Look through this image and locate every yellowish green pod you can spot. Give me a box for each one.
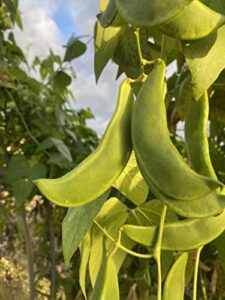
[185,92,217,179]
[157,0,225,40]
[115,0,192,28]
[163,253,188,300]
[34,79,133,207]
[122,208,225,251]
[132,59,221,202]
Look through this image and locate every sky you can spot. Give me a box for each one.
[15,0,121,135]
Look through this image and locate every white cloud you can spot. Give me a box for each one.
[15,0,63,60]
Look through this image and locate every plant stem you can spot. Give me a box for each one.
[160,34,166,62]
[47,202,56,300]
[200,270,208,300]
[134,28,145,74]
[20,205,35,300]
[93,220,152,259]
[193,247,203,300]
[153,205,167,300]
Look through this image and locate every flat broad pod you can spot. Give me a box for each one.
[132,59,222,202]
[34,79,134,207]
[157,0,225,40]
[115,0,192,28]
[122,207,225,251]
[147,180,225,218]
[185,92,217,179]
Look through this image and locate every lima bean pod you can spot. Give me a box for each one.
[132,59,221,202]
[163,253,188,300]
[115,0,191,28]
[122,207,225,251]
[185,92,217,179]
[34,79,133,207]
[148,179,225,218]
[157,0,225,40]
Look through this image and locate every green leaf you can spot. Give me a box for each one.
[184,25,225,99]
[53,71,72,91]
[90,241,106,300]
[128,199,177,226]
[98,0,118,28]
[113,27,153,79]
[62,190,110,266]
[13,178,34,206]
[79,232,91,300]
[50,137,73,162]
[89,197,128,286]
[91,248,119,300]
[28,163,47,181]
[4,155,29,184]
[64,36,87,62]
[113,151,148,205]
[163,253,188,300]
[94,20,125,82]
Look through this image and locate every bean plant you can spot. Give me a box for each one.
[33,0,225,299]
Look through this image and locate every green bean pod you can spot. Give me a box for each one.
[122,208,225,251]
[132,59,221,202]
[115,0,192,28]
[163,253,188,300]
[147,178,225,218]
[34,79,133,207]
[157,0,225,40]
[185,92,217,179]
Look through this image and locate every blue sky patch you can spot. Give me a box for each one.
[53,9,77,42]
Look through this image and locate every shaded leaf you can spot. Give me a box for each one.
[4,155,29,184]
[113,151,148,205]
[13,178,34,206]
[28,163,47,181]
[50,137,73,162]
[64,36,87,62]
[62,190,110,266]
[53,71,72,91]
[184,25,225,99]
[94,19,125,82]
[79,232,91,300]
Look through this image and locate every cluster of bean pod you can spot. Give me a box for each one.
[34,1,225,298]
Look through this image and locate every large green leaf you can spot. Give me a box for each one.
[163,253,188,300]
[184,25,225,99]
[4,155,29,184]
[113,151,148,205]
[62,190,109,266]
[94,19,125,82]
[13,178,34,206]
[89,197,128,286]
[113,27,153,79]
[27,163,47,181]
[90,248,119,300]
